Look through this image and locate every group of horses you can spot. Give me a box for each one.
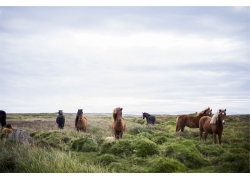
[176,107,227,145]
[1,107,227,145]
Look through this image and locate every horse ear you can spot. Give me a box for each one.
[225,109,226,111]
[219,109,221,112]
[120,108,123,111]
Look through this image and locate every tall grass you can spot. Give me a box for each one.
[1,113,249,173]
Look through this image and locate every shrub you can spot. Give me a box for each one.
[152,135,168,144]
[137,132,153,140]
[110,139,135,157]
[71,137,99,152]
[165,140,210,169]
[212,152,249,173]
[148,157,188,173]
[135,138,159,157]
[95,154,118,166]
[196,144,225,156]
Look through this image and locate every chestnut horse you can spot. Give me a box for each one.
[75,109,88,132]
[176,107,212,132]
[112,107,126,140]
[0,110,6,129]
[142,112,156,125]
[199,109,226,146]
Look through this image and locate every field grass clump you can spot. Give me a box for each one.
[95,154,119,166]
[211,152,249,173]
[135,138,159,157]
[151,135,168,144]
[165,140,210,169]
[148,157,188,173]
[71,137,99,152]
[196,144,225,156]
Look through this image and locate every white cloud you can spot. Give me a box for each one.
[0,7,249,114]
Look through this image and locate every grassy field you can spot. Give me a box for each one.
[0,113,249,173]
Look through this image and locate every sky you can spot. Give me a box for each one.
[0,4,249,115]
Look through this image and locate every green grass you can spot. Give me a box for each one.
[1,113,249,173]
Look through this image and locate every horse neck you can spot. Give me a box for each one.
[78,115,83,121]
[145,113,150,118]
[217,114,224,125]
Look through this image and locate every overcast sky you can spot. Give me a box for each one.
[0,5,249,115]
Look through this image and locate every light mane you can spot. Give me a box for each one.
[197,107,210,116]
[210,111,219,124]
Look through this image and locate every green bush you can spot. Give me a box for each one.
[71,137,99,152]
[137,132,153,140]
[135,138,159,157]
[152,135,168,144]
[95,154,118,166]
[148,157,188,173]
[212,152,249,173]
[165,140,210,169]
[110,139,135,157]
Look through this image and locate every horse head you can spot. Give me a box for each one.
[58,110,63,115]
[77,109,83,120]
[206,108,212,117]
[219,109,226,124]
[113,107,123,122]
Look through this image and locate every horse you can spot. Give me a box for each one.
[176,107,212,132]
[1,124,13,134]
[142,112,156,125]
[111,107,126,140]
[75,109,88,132]
[199,109,226,146]
[0,110,6,129]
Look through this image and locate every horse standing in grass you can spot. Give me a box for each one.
[112,107,126,140]
[142,112,156,125]
[75,109,88,132]
[176,107,212,132]
[0,110,6,129]
[199,109,226,146]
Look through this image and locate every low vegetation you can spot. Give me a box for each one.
[0,113,249,173]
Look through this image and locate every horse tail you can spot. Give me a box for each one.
[176,116,180,132]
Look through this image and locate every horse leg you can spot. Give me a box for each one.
[181,126,184,132]
[204,132,208,141]
[199,130,203,141]
[213,132,217,144]
[218,133,222,145]
[176,125,180,132]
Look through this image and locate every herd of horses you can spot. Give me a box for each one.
[0,107,227,145]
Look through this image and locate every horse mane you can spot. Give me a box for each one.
[210,111,219,124]
[143,112,151,116]
[113,107,122,121]
[197,107,210,116]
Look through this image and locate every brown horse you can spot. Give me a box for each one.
[112,107,126,140]
[176,107,212,132]
[1,124,13,134]
[75,109,88,132]
[199,109,226,146]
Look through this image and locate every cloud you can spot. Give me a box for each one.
[0,6,249,114]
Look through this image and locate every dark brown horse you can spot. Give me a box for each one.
[199,109,226,146]
[142,112,156,125]
[176,107,212,132]
[112,107,126,140]
[0,110,6,129]
[75,109,88,132]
